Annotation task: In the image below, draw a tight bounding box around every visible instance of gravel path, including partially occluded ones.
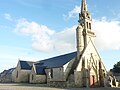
[0,83,120,90]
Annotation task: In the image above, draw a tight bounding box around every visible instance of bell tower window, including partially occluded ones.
[87,22,89,29]
[89,23,91,29]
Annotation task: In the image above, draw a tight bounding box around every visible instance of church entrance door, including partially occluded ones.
[90,75,95,87]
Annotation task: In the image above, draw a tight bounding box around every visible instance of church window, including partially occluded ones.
[86,22,89,29]
[16,71,18,78]
[32,74,34,80]
[50,69,53,78]
[60,68,62,71]
[89,23,91,29]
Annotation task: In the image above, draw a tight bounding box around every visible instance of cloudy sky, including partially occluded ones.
[0,0,120,72]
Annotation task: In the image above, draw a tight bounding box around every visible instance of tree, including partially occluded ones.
[112,61,120,73]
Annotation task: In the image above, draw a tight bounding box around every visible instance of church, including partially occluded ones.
[74,0,107,87]
[12,0,107,87]
[45,0,107,87]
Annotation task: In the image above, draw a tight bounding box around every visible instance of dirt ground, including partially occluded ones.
[0,83,120,90]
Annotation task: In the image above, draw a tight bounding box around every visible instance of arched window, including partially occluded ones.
[86,22,89,29]
[16,71,18,78]
[89,23,91,29]
[50,69,53,78]
[32,74,34,80]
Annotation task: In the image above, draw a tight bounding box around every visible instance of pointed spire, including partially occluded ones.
[81,0,88,13]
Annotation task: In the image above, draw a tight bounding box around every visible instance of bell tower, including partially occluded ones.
[76,0,95,59]
[75,0,107,87]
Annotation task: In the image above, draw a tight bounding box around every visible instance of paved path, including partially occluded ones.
[0,83,120,90]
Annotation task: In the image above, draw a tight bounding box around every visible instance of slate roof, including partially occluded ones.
[7,68,15,75]
[35,65,45,75]
[0,68,15,77]
[19,60,34,70]
[36,52,77,68]
[18,52,76,75]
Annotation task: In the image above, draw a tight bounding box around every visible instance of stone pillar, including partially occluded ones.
[76,24,84,60]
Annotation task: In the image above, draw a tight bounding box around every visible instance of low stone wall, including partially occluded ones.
[48,81,67,88]
[47,74,76,88]
[0,75,12,83]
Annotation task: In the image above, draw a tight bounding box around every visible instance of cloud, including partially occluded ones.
[14,18,55,52]
[53,26,76,52]
[63,5,120,51]
[14,18,76,53]
[14,16,120,53]
[93,17,120,50]
[4,13,13,21]
[63,5,80,20]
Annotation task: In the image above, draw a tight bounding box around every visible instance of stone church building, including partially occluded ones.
[12,0,107,88]
[74,0,107,87]
[45,0,107,87]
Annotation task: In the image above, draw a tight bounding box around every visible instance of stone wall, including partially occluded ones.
[0,75,12,83]
[47,74,75,88]
[36,75,46,83]
[30,74,46,84]
[13,69,31,83]
[45,67,65,82]
[74,71,83,87]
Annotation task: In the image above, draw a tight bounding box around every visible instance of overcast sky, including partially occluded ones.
[0,0,120,72]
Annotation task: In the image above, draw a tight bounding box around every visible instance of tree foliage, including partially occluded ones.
[112,61,120,73]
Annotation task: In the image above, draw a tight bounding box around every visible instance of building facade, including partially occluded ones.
[74,0,107,87]
[12,60,34,83]
[29,64,46,84]
[47,0,107,87]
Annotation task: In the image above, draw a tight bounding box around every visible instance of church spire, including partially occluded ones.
[81,0,88,14]
[79,0,91,21]
[76,0,95,58]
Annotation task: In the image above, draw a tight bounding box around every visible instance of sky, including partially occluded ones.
[0,0,120,72]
